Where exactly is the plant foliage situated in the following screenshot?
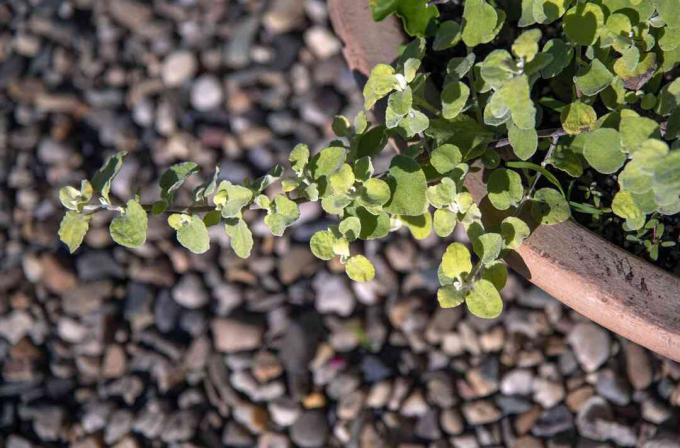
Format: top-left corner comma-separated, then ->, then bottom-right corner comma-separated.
60,0 -> 680,318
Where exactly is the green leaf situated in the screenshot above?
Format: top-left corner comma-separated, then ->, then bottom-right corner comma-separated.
215,181 -> 254,218
427,177 -> 457,208
654,150 -> 680,190
193,167 -> 220,202
508,124 -> 538,160
611,191 -> 645,230
403,58 -> 421,83
159,162 -> 200,204
332,116 -> 352,137
560,101 -> 597,135
290,143 -> 310,175
462,0 -> 503,47
399,110 -> 429,137
533,0 -> 569,24
172,214 -> 210,254
91,152 -> 126,202
487,168 -> 524,211
329,164 -> 356,195
541,39 -> 573,79
531,187 -> 570,225
465,279 -> 503,319
655,78 -> 680,116
264,195 -> 300,236
441,242 -> 472,280
321,194 -> 353,215
512,29 -> 542,62
501,216 -> 530,249
311,146 -> 347,179
58,211 -> 91,254
59,180 -> 93,212
574,59 -> 613,96
472,232 -> 504,266
224,218 -> 253,258
401,212 -> 432,240
369,0 -> 439,36
339,216 -> 362,241
359,178 -> 391,208
482,261 -> 508,290
488,75 -> 536,130
433,209 -> 457,237
355,126 -> 388,159
433,20 -> 462,51
310,229 -> 337,260
564,2 -> 605,46
446,54 -> 476,79
437,286 -> 465,308
583,128 -> 626,174
356,207 -> 391,240
363,64 -> 400,110
384,155 -> 428,216
430,144 -> 462,174
441,81 -> 470,120
110,199 -> 148,249
345,255 -> 376,282
353,157 -> 374,182
620,115 -> 660,153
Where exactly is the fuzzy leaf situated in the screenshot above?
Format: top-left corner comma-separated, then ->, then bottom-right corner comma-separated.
531,188 -> 570,225
345,255 -> 376,282
438,286 -> 465,308
59,211 -> 91,253
363,64 -> 400,110
385,156 -> 428,216
441,242 -> 472,280
501,216 -> 530,249
433,208 -> 457,237
110,199 -> 148,249
574,59 -> 613,96
224,218 -> 253,258
583,128 -> 626,174
462,0 -> 503,47
433,20 -> 462,50
465,279 -> 503,319
560,101 -> 597,135
472,232 -> 504,266
441,81 -> 470,120
487,168 -> 524,210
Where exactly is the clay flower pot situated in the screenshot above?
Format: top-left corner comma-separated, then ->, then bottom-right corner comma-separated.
328,0 -> 680,361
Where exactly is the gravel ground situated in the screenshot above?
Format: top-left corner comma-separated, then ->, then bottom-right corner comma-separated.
1,1 -> 680,447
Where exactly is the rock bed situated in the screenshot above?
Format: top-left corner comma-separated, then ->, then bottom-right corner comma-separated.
1,0 -> 680,447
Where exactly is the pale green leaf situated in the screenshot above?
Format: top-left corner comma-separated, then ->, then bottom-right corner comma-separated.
59,211 -> 91,254
465,279 -> 503,319
345,255 -> 376,282
384,155 -> 428,216
487,168 -> 524,210
583,128 -> 626,174
110,199 -> 148,248
531,187 -> 570,225
224,218 -> 253,258
501,216 -> 530,249
433,20 -> 462,51
433,208 -> 457,237
438,286 -> 465,308
441,242 -> 472,280
430,144 -> 462,174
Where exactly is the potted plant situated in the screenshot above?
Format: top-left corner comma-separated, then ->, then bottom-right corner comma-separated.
57,0 -> 680,362
328,0 -> 680,361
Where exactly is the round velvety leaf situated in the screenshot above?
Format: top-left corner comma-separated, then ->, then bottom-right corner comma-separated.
487,168 -> 524,210
531,187 -> 570,225
345,255 -> 376,282
465,279 -> 503,319
582,128 -> 626,174
437,285 -> 465,308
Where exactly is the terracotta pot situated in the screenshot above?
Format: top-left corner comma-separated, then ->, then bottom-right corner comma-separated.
328,0 -> 680,362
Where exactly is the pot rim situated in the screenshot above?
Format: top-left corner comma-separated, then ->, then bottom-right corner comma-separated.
327,0 -> 680,362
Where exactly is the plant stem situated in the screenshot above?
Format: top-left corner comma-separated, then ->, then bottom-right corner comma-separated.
466,47 -> 484,124
516,134 -> 560,214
